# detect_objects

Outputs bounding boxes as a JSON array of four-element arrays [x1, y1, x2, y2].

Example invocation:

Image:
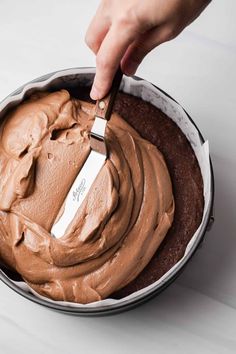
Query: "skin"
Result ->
[[85, 0, 211, 100]]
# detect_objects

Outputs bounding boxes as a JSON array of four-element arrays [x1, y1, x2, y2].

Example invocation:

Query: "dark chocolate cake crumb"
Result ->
[[111, 92, 203, 298]]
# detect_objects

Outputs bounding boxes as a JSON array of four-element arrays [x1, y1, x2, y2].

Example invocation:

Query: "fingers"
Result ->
[[121, 25, 177, 76], [85, 3, 110, 54], [85, 19, 109, 55], [90, 23, 137, 100]]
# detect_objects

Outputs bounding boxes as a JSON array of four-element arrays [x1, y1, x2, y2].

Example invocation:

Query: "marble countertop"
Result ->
[[0, 0, 235, 353]]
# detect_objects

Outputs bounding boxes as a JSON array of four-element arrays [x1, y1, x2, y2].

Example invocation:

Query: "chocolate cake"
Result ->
[[71, 87, 204, 298], [0, 87, 203, 303], [113, 92, 204, 298]]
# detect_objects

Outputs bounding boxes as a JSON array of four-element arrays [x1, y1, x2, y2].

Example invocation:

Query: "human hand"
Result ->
[[86, 0, 211, 100]]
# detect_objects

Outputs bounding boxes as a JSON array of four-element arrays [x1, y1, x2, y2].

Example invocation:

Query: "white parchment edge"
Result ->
[[0, 68, 212, 309]]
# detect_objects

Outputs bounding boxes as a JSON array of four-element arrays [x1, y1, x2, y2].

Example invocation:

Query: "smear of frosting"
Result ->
[[0, 90, 174, 304]]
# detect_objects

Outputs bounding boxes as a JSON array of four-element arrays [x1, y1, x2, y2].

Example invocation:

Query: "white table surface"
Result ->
[[0, 1, 235, 353]]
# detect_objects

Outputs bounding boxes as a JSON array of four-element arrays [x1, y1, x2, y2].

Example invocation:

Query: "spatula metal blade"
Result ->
[[51, 150, 106, 238]]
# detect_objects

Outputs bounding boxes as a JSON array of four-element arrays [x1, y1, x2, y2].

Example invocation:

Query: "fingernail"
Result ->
[[90, 86, 99, 100]]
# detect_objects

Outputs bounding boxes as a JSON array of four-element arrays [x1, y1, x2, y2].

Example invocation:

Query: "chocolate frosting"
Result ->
[[0, 90, 174, 303]]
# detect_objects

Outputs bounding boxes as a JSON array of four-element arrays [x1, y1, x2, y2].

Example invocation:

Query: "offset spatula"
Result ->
[[51, 68, 123, 238]]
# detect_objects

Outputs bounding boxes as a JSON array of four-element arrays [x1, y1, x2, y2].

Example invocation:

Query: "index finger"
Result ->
[[90, 22, 137, 100]]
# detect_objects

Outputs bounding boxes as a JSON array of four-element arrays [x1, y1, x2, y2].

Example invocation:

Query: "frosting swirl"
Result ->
[[0, 90, 174, 303]]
